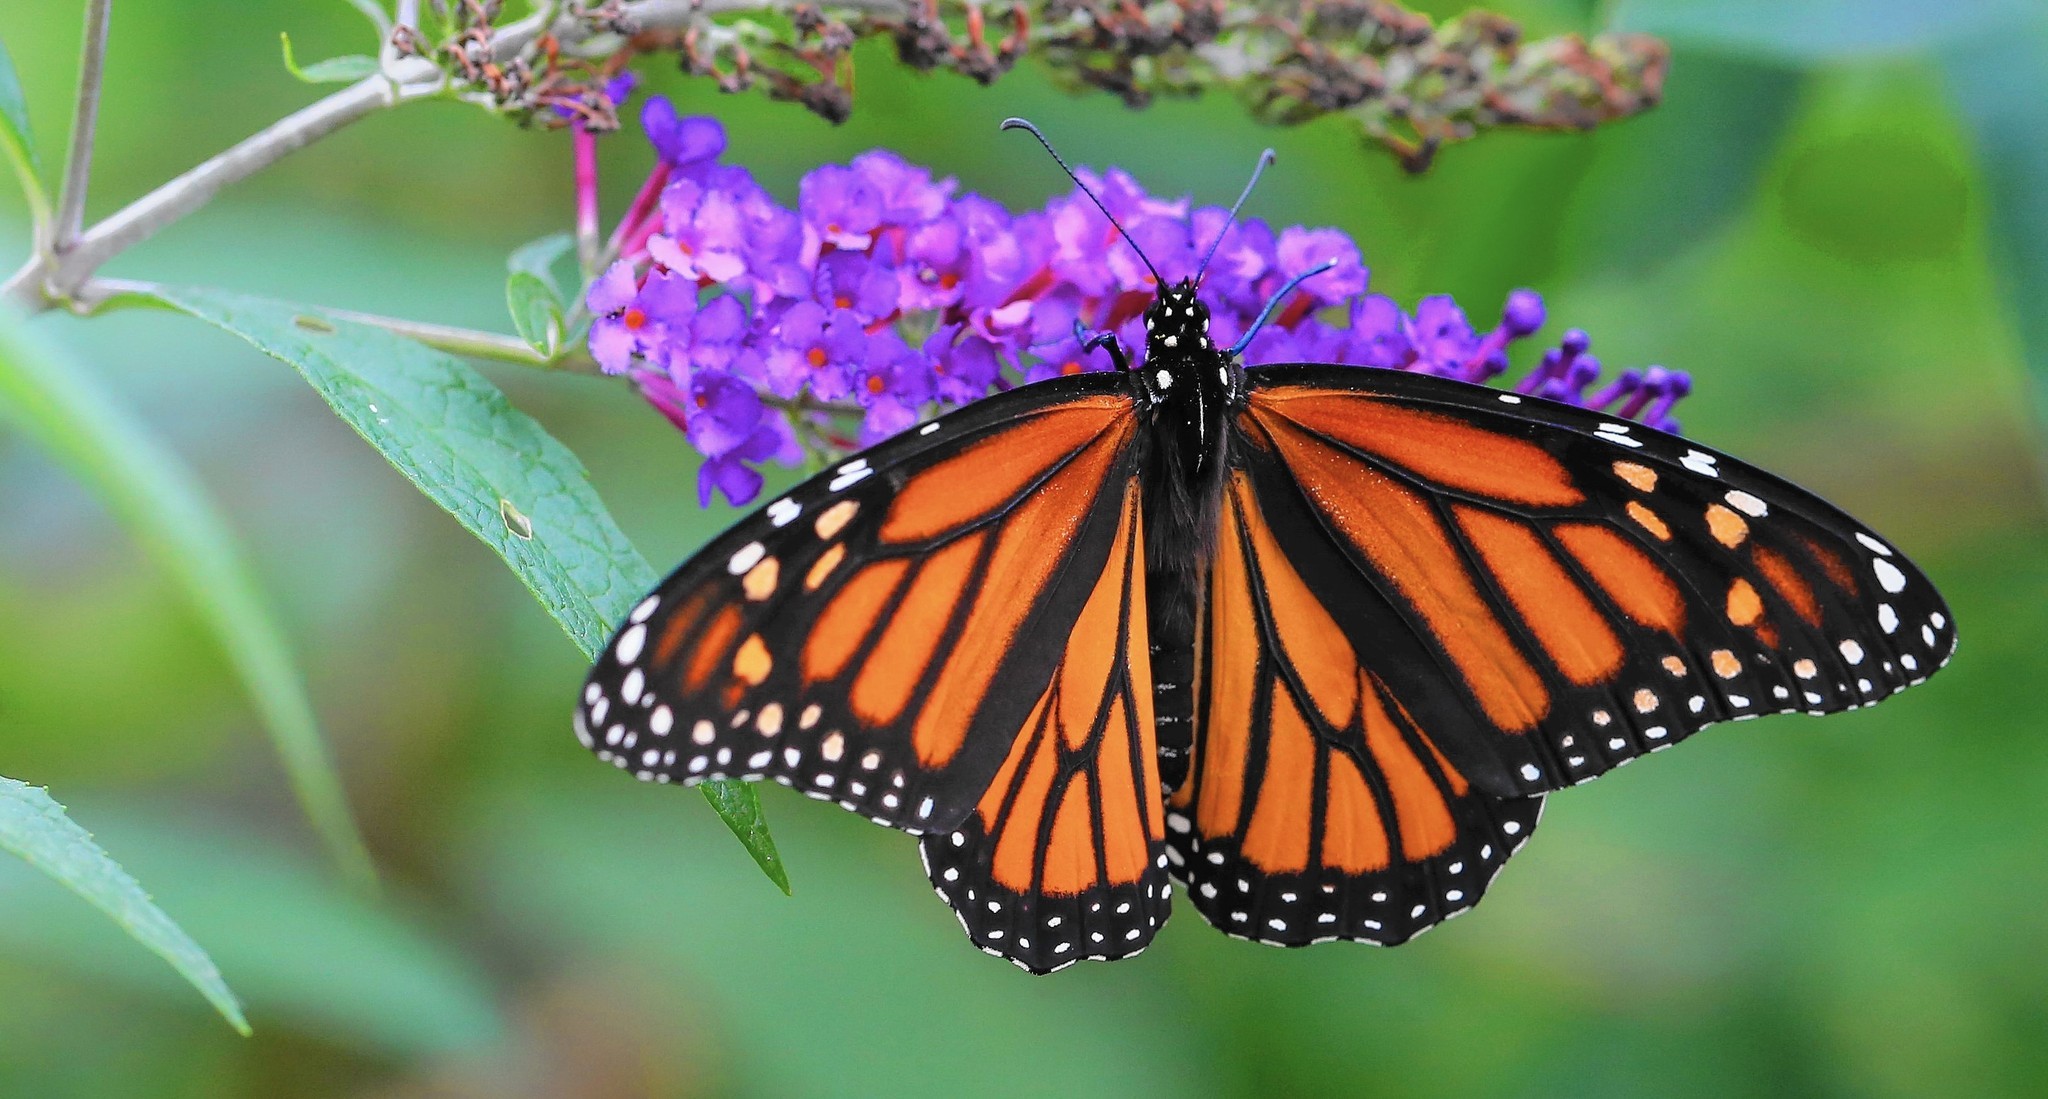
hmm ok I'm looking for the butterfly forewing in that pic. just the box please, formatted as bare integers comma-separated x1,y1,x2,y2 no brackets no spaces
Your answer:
1168,468,1543,946
577,373,1144,835
1239,365,1957,798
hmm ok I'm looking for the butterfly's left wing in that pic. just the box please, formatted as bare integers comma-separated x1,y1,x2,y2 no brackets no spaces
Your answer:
1233,364,1956,800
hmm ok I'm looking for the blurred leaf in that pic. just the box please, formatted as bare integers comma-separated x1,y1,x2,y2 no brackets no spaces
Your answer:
509,231,575,295
134,284,788,892
1612,0,2038,60
0,306,376,890
341,0,393,35
506,272,563,358
0,778,247,1035
278,33,380,84
0,34,49,227
1559,52,1804,278
1941,17,2048,482
507,233,575,356
0,801,504,1057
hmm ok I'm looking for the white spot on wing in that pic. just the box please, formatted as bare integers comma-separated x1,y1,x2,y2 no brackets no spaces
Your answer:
766,498,800,527
728,542,766,575
1873,559,1906,593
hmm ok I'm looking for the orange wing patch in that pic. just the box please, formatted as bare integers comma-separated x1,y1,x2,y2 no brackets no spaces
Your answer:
911,418,1136,768
974,480,1159,895
1454,506,1624,687
1252,418,1549,733
1252,389,1583,507
880,396,1130,543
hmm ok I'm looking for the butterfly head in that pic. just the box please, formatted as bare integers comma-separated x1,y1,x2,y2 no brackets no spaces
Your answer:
1144,280,1217,362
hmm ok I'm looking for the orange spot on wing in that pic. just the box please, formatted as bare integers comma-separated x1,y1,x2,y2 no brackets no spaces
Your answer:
684,605,740,692
1251,390,1583,507
651,592,707,665
1800,535,1860,597
742,557,779,601
1257,419,1548,732
1556,523,1686,634
1626,500,1672,541
1726,578,1764,627
1455,507,1622,686
1754,545,1822,627
880,397,1132,543
851,532,985,727
803,559,909,683
804,543,846,590
1613,461,1658,492
1706,503,1749,548
1239,688,1315,873
814,500,859,540
733,634,772,685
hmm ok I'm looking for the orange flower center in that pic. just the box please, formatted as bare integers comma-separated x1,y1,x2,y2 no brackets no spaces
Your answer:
622,307,647,330
865,375,886,394
1059,360,1083,375
806,347,828,368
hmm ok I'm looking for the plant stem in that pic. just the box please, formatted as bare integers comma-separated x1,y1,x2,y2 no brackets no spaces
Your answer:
2,0,905,313
84,278,605,373
55,0,114,250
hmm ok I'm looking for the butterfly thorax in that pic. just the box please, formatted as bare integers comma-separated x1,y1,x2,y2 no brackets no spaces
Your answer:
1134,281,1236,793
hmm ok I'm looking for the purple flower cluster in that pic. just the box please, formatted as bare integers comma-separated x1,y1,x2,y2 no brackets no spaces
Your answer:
584,101,1691,507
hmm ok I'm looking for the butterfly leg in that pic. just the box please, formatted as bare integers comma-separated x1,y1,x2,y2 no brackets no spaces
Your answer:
1073,319,1132,372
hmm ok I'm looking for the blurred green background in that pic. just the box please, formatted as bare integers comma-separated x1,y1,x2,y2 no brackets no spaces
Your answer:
4,1,2046,1095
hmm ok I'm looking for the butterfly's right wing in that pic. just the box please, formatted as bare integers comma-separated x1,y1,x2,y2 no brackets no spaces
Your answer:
1168,464,1544,947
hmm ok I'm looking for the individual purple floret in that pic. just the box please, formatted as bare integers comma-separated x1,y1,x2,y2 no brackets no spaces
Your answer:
579,101,1694,507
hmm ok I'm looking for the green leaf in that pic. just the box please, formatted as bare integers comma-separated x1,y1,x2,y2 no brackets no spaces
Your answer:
506,234,575,358
1612,0,2037,61
0,778,247,1034
0,800,505,1056
133,284,789,893
279,32,380,84
506,271,563,358
0,306,377,890
0,34,50,228
1941,17,2048,481
510,231,576,294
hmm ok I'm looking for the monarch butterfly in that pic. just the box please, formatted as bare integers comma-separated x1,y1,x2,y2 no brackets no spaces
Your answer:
575,122,1954,973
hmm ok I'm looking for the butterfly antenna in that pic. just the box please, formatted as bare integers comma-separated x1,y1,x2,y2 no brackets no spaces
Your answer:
1195,148,1276,288
1229,258,1337,357
1001,117,1164,286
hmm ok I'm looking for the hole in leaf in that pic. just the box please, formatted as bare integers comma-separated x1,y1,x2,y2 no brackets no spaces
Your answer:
500,498,533,540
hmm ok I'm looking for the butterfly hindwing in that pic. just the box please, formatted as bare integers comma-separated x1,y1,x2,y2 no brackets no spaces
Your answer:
577,373,1143,835
1168,466,1543,946
1238,365,1956,798
919,480,1173,972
